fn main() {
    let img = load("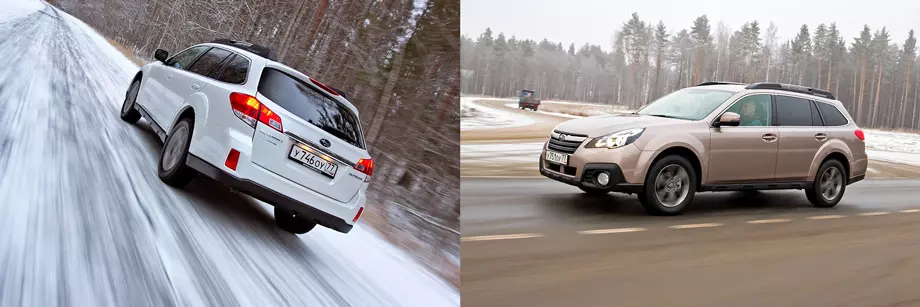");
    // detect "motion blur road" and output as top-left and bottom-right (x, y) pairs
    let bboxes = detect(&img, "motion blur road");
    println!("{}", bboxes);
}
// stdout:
(461, 97), (920, 306)
(0, 3), (456, 307)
